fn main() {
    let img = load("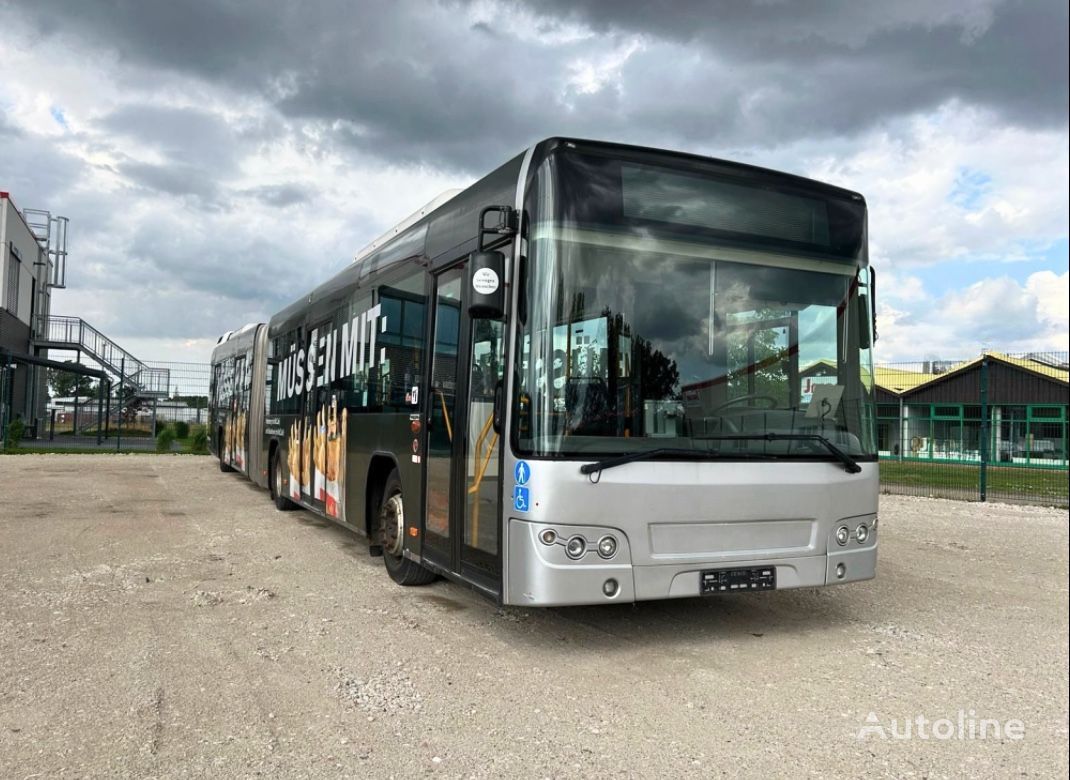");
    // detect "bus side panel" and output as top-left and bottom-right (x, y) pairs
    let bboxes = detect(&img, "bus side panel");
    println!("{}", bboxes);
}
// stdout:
(342, 412), (423, 539)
